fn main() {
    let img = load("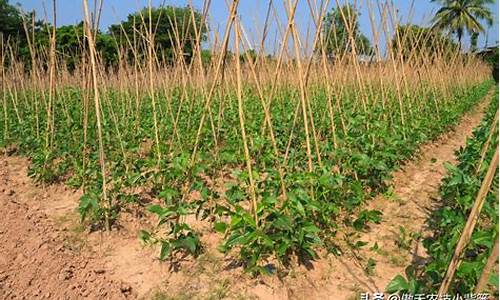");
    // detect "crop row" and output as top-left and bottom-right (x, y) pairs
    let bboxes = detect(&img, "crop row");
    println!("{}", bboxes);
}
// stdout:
(0, 77), (493, 273)
(388, 88), (499, 294)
